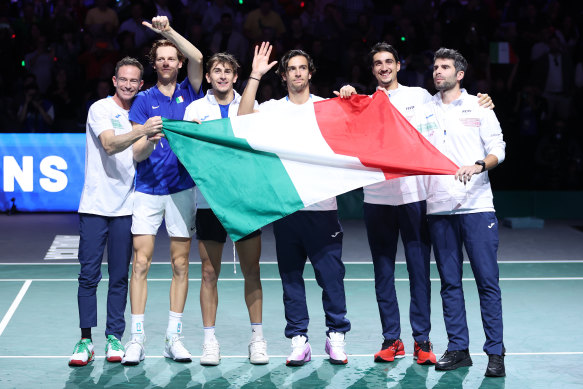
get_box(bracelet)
[249,76,261,82]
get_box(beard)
[434,78,456,91]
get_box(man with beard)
[417,47,506,377]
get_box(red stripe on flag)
[313,91,458,179]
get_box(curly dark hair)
[368,42,400,68]
[276,49,316,83]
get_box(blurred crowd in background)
[0,0,582,190]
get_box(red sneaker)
[374,338,405,362]
[414,340,437,365]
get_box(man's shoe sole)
[435,357,473,371]
[250,358,269,365]
[374,353,405,363]
[286,359,308,366]
[121,360,141,366]
[485,368,506,377]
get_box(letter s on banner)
[40,156,68,192]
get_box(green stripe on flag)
[162,117,304,241]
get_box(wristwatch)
[474,160,486,173]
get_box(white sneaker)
[200,340,220,366]
[121,338,145,366]
[69,338,94,366]
[105,335,124,363]
[248,338,269,365]
[164,334,192,363]
[286,335,311,366]
[325,332,348,365]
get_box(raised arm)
[238,42,278,115]
[143,16,203,91]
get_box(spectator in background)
[209,13,248,64]
[283,17,312,51]
[85,0,119,42]
[532,33,574,120]
[118,1,156,50]
[153,0,175,23]
[50,67,79,132]
[78,31,119,84]
[201,0,234,37]
[556,15,579,56]
[117,30,140,59]
[535,119,583,189]
[299,0,319,37]
[243,0,286,42]
[82,78,112,123]
[24,34,54,94]
[337,0,373,26]
[17,81,54,132]
[314,3,345,71]
[53,28,81,83]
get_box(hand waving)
[251,42,278,78]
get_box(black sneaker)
[435,349,472,371]
[485,353,505,377]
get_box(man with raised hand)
[70,57,162,367]
[182,52,268,366]
[238,43,351,367]
[122,16,203,366]
[419,47,506,377]
[339,42,493,366]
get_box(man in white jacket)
[338,43,493,366]
[183,52,267,366]
[418,47,506,378]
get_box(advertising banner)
[1,133,85,212]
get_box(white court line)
[0,352,581,359]
[1,277,583,282]
[0,280,32,336]
[1,260,583,265]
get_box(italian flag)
[163,91,458,240]
[490,42,518,64]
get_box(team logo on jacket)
[459,118,481,127]
[112,118,123,129]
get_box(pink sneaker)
[286,335,311,366]
[325,332,348,365]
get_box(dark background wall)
[1,0,582,192]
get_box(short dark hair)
[147,39,185,65]
[115,56,144,79]
[433,47,467,73]
[276,49,316,80]
[206,52,240,75]
[368,42,400,67]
